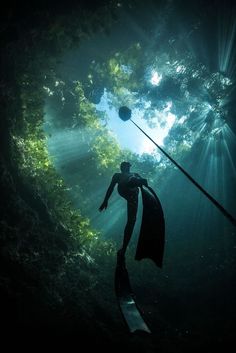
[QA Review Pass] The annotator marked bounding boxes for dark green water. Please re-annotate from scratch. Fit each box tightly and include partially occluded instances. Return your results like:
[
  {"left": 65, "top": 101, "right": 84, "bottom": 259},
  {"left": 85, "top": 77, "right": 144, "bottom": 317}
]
[{"left": 1, "top": 1, "right": 235, "bottom": 352}]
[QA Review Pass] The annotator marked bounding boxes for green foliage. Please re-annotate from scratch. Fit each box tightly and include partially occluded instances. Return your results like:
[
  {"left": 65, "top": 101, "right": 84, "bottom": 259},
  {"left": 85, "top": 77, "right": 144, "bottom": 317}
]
[
  {"left": 74, "top": 82, "right": 102, "bottom": 128},
  {"left": 13, "top": 127, "right": 98, "bottom": 245},
  {"left": 92, "top": 131, "right": 122, "bottom": 170},
  {"left": 86, "top": 43, "right": 144, "bottom": 108},
  {"left": 6, "top": 0, "right": 130, "bottom": 253}
]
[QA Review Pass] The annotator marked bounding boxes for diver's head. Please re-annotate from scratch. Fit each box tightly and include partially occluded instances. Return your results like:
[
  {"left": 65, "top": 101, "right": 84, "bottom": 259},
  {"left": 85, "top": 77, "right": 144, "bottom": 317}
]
[{"left": 120, "top": 161, "right": 131, "bottom": 173}]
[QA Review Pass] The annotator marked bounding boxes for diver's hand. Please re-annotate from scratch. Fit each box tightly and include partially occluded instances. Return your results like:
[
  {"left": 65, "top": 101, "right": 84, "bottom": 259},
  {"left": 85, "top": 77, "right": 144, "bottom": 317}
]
[{"left": 99, "top": 200, "right": 108, "bottom": 212}]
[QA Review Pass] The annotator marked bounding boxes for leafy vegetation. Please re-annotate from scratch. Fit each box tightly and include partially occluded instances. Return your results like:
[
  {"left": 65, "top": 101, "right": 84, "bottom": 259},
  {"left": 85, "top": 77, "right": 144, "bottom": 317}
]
[{"left": 0, "top": 0, "right": 129, "bottom": 333}]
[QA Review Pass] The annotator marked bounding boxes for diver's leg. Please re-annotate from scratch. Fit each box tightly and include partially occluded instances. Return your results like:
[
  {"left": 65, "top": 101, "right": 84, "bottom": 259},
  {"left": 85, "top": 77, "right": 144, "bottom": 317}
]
[{"left": 119, "top": 195, "right": 138, "bottom": 256}]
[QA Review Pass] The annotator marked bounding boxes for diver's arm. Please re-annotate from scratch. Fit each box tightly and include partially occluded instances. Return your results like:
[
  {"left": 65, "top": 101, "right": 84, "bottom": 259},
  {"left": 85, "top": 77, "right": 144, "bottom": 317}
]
[
  {"left": 99, "top": 174, "right": 118, "bottom": 211},
  {"left": 141, "top": 177, "right": 148, "bottom": 187},
  {"left": 128, "top": 173, "right": 148, "bottom": 187},
  {"left": 137, "top": 173, "right": 148, "bottom": 186}
]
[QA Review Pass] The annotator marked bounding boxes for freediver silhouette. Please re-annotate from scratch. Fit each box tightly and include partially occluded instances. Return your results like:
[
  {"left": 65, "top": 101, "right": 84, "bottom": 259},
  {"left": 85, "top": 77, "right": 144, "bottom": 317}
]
[
  {"left": 99, "top": 161, "right": 165, "bottom": 268},
  {"left": 99, "top": 161, "right": 148, "bottom": 266},
  {"left": 99, "top": 161, "right": 165, "bottom": 333}
]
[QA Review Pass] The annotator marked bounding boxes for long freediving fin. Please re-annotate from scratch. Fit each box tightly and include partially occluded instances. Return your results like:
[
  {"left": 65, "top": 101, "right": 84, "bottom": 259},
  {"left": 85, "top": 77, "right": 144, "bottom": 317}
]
[{"left": 115, "top": 263, "right": 151, "bottom": 334}]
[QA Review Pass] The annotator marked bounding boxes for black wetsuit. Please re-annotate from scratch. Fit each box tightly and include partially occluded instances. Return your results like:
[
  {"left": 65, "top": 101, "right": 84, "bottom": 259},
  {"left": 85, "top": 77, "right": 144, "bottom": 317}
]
[{"left": 112, "top": 172, "right": 147, "bottom": 251}]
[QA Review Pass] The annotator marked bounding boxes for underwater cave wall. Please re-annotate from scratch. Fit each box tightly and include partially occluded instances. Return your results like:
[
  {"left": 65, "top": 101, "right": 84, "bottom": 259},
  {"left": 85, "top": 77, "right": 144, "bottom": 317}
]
[{"left": 0, "top": 0, "right": 124, "bottom": 341}]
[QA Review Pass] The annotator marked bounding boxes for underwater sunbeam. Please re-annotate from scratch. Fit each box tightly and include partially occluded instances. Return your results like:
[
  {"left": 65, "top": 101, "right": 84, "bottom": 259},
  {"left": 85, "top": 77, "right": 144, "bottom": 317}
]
[
  {"left": 118, "top": 106, "right": 236, "bottom": 227},
  {"left": 218, "top": 7, "right": 236, "bottom": 75}
]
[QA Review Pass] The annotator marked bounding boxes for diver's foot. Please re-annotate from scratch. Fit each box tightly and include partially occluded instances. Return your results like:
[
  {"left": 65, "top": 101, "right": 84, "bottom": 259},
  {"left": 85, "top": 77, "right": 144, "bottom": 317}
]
[{"left": 117, "top": 249, "right": 126, "bottom": 268}]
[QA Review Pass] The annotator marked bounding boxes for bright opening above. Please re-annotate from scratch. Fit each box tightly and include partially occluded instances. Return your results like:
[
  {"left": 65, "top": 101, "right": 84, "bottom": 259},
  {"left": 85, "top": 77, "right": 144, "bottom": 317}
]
[{"left": 96, "top": 90, "right": 176, "bottom": 156}]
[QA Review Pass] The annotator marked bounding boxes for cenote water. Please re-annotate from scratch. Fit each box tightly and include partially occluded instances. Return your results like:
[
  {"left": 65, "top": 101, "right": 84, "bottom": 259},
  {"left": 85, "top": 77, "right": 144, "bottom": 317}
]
[{"left": 2, "top": 0, "right": 236, "bottom": 351}]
